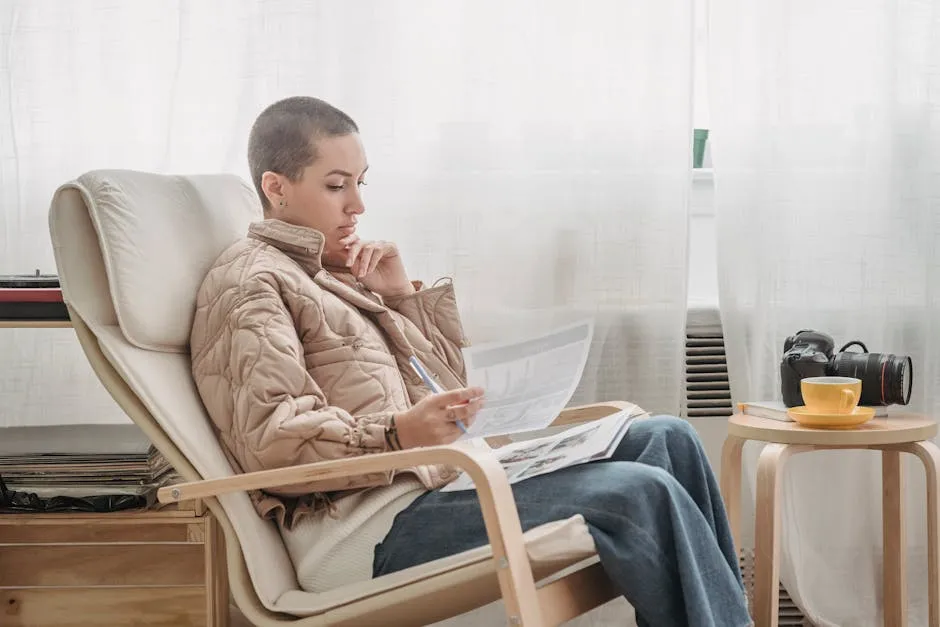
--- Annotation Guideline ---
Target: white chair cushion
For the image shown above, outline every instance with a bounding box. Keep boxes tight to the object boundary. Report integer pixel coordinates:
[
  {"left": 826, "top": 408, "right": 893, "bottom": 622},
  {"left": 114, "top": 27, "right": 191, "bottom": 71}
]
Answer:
[
  {"left": 77, "top": 170, "right": 261, "bottom": 352},
  {"left": 276, "top": 514, "right": 597, "bottom": 617},
  {"left": 50, "top": 173, "right": 293, "bottom": 609},
  {"left": 93, "top": 326, "right": 297, "bottom": 609},
  {"left": 48, "top": 184, "right": 119, "bottom": 328}
]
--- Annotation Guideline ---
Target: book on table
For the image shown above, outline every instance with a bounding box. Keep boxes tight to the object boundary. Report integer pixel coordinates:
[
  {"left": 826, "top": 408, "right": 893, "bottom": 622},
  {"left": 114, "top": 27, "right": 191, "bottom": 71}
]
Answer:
[{"left": 737, "top": 400, "right": 889, "bottom": 422}]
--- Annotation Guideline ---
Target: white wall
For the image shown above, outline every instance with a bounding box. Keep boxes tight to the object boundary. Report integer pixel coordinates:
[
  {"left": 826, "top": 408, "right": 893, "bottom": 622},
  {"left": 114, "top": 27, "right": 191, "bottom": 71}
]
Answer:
[
  {"left": 0, "top": 329, "right": 131, "bottom": 427},
  {"left": 688, "top": 170, "right": 719, "bottom": 308}
]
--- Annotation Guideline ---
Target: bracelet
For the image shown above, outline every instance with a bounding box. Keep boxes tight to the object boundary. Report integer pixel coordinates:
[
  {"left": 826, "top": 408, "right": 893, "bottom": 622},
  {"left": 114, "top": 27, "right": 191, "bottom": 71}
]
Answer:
[{"left": 386, "top": 414, "right": 403, "bottom": 451}]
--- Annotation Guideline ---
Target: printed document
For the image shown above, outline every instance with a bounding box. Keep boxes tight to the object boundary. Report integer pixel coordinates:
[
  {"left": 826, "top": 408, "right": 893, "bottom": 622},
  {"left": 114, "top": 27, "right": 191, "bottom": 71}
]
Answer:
[
  {"left": 442, "top": 409, "right": 638, "bottom": 491},
  {"left": 460, "top": 319, "right": 594, "bottom": 439}
]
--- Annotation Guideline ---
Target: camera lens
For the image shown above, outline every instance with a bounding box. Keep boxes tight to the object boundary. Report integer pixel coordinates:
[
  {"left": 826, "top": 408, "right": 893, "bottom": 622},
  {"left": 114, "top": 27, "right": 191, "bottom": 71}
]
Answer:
[
  {"left": 832, "top": 352, "right": 913, "bottom": 406},
  {"left": 894, "top": 355, "right": 913, "bottom": 405}
]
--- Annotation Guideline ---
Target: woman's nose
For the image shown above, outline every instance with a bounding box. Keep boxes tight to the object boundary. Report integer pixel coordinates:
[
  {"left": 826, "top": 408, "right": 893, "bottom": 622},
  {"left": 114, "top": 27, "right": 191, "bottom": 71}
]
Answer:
[{"left": 348, "top": 188, "right": 365, "bottom": 214}]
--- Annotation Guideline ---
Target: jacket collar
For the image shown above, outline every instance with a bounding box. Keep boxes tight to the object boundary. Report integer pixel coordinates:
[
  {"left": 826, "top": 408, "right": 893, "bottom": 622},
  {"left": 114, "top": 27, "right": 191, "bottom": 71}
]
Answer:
[
  {"left": 247, "top": 219, "right": 326, "bottom": 275},
  {"left": 246, "top": 218, "right": 387, "bottom": 312}
]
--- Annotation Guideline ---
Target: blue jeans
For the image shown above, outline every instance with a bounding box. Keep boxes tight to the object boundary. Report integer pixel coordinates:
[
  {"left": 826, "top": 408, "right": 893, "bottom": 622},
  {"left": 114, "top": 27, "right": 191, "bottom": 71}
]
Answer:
[{"left": 373, "top": 416, "right": 751, "bottom": 627}]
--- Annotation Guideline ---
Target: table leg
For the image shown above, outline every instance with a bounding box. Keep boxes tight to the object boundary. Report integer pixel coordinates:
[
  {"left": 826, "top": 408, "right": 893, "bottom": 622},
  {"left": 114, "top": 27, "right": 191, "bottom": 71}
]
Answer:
[
  {"left": 754, "top": 443, "right": 805, "bottom": 627},
  {"left": 721, "top": 435, "right": 746, "bottom": 551},
  {"left": 907, "top": 441, "right": 940, "bottom": 627},
  {"left": 882, "top": 450, "right": 907, "bottom": 627}
]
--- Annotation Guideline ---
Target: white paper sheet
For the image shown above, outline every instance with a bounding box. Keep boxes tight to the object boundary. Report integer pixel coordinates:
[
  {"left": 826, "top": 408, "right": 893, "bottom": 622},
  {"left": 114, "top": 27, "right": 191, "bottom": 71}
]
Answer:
[{"left": 460, "top": 318, "right": 594, "bottom": 439}]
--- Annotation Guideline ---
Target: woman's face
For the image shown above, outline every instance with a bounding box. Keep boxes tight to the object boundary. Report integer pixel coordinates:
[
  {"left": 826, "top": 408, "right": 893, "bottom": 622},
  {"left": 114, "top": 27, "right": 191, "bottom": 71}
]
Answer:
[{"left": 263, "top": 133, "right": 368, "bottom": 261}]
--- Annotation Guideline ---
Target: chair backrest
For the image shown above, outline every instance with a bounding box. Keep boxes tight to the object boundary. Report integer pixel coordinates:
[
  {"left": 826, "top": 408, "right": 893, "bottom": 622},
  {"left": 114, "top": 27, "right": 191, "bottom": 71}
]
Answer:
[{"left": 48, "top": 169, "right": 297, "bottom": 610}]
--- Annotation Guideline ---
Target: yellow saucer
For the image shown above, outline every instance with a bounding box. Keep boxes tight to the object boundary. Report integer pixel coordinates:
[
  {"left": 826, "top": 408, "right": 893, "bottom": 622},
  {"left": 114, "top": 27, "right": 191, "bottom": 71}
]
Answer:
[{"left": 787, "top": 406, "right": 876, "bottom": 429}]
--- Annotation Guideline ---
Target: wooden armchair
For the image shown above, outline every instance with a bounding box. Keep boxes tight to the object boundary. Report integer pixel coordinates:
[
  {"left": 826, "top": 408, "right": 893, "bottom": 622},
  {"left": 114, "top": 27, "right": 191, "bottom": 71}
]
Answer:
[{"left": 49, "top": 169, "right": 624, "bottom": 626}]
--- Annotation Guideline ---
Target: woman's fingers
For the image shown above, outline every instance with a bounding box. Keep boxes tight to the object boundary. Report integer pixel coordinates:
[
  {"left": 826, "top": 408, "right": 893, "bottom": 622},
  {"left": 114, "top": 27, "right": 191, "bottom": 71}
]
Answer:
[
  {"left": 366, "top": 246, "right": 384, "bottom": 276},
  {"left": 345, "top": 240, "right": 364, "bottom": 269},
  {"left": 341, "top": 239, "right": 395, "bottom": 278},
  {"left": 436, "top": 387, "right": 484, "bottom": 408},
  {"left": 355, "top": 246, "right": 376, "bottom": 279},
  {"left": 450, "top": 398, "right": 484, "bottom": 426}
]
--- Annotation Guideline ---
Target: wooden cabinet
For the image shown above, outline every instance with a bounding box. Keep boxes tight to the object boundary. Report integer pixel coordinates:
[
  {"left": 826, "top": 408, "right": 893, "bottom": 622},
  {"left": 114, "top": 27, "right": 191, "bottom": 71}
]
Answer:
[
  {"left": 0, "top": 320, "right": 229, "bottom": 625},
  {"left": 0, "top": 505, "right": 228, "bottom": 626}
]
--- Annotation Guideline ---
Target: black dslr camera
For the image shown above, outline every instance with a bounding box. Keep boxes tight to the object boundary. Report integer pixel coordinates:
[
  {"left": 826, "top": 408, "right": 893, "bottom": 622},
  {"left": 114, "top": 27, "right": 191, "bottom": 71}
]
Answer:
[{"left": 780, "top": 330, "right": 913, "bottom": 408}]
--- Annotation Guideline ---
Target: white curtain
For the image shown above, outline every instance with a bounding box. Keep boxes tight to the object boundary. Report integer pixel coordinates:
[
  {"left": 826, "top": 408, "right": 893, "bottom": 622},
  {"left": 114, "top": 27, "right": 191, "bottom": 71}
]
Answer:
[
  {"left": 710, "top": 0, "right": 940, "bottom": 625},
  {"left": 0, "top": 0, "right": 692, "bottom": 430},
  {"left": 1, "top": 2, "right": 692, "bottom": 622}
]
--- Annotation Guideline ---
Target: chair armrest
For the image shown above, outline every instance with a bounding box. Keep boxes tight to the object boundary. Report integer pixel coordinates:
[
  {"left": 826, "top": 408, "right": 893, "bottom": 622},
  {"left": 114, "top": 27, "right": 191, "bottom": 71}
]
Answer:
[
  {"left": 551, "top": 400, "right": 638, "bottom": 427},
  {"left": 159, "top": 445, "right": 499, "bottom": 504},
  {"left": 158, "top": 402, "right": 636, "bottom": 504},
  {"left": 158, "top": 445, "right": 546, "bottom": 623}
]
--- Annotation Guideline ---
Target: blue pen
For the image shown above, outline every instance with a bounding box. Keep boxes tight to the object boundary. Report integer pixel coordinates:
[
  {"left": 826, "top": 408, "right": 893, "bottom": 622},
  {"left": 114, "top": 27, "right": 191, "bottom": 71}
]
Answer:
[{"left": 408, "top": 356, "right": 469, "bottom": 433}]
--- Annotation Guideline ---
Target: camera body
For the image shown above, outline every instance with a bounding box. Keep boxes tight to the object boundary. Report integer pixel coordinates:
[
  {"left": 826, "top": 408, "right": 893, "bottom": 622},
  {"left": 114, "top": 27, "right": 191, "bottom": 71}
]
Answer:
[
  {"left": 780, "top": 330, "right": 836, "bottom": 407},
  {"left": 780, "top": 329, "right": 913, "bottom": 408}
]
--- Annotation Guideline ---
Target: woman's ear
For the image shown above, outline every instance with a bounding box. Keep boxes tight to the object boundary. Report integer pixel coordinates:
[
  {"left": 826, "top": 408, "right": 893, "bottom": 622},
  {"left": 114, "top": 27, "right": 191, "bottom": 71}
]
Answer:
[{"left": 261, "top": 171, "right": 287, "bottom": 212}]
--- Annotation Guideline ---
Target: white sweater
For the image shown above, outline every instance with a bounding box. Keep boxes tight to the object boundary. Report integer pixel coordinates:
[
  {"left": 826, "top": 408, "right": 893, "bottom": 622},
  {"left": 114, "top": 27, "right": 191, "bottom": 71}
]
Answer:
[{"left": 279, "top": 476, "right": 426, "bottom": 592}]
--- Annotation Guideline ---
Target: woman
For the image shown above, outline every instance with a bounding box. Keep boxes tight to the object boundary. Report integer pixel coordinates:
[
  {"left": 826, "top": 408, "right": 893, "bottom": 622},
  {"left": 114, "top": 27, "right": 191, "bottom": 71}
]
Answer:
[{"left": 191, "top": 96, "right": 751, "bottom": 627}]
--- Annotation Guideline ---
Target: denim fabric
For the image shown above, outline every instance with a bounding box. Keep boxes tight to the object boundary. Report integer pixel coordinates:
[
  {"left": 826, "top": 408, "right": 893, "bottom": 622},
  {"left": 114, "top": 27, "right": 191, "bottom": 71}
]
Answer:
[{"left": 373, "top": 416, "right": 751, "bottom": 627}]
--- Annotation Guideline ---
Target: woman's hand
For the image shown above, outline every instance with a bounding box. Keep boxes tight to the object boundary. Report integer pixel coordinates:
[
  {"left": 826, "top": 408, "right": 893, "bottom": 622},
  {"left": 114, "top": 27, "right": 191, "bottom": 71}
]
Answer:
[
  {"left": 337, "top": 234, "right": 415, "bottom": 299},
  {"left": 395, "top": 387, "right": 485, "bottom": 448}
]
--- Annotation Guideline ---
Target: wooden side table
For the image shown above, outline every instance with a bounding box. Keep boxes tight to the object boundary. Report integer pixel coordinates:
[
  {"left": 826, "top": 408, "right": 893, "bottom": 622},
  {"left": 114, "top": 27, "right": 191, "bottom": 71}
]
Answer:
[
  {"left": 0, "top": 318, "right": 228, "bottom": 625},
  {"left": 0, "top": 503, "right": 228, "bottom": 626},
  {"left": 720, "top": 413, "right": 940, "bottom": 627}
]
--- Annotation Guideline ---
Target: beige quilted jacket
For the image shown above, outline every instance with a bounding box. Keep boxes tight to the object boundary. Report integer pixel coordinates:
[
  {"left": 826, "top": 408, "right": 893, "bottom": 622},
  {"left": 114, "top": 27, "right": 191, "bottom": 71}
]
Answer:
[{"left": 191, "top": 219, "right": 469, "bottom": 526}]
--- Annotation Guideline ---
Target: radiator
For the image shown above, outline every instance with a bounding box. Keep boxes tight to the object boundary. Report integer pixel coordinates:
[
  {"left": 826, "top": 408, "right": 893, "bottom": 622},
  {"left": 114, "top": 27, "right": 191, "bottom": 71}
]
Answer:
[{"left": 685, "top": 322, "right": 811, "bottom": 626}]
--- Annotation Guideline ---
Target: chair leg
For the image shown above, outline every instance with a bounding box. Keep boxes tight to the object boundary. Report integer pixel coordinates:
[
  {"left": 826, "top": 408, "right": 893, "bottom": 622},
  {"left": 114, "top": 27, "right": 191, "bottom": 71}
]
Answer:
[
  {"left": 882, "top": 450, "right": 907, "bottom": 627},
  {"left": 721, "top": 435, "right": 746, "bottom": 551},
  {"left": 906, "top": 441, "right": 940, "bottom": 627}
]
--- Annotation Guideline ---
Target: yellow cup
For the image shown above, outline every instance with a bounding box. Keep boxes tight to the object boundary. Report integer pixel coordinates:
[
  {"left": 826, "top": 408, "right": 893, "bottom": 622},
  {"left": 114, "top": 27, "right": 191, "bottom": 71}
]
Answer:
[{"left": 800, "top": 376, "right": 862, "bottom": 414}]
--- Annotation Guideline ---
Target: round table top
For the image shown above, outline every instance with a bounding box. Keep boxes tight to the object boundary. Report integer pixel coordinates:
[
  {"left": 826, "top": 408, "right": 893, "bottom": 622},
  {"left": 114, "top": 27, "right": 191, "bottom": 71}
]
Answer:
[{"left": 728, "top": 412, "right": 937, "bottom": 446}]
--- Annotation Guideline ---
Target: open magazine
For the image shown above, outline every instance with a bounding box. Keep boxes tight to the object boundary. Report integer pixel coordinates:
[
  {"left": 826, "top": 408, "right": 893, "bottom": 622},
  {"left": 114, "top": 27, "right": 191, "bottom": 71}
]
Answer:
[{"left": 442, "top": 409, "right": 639, "bottom": 492}]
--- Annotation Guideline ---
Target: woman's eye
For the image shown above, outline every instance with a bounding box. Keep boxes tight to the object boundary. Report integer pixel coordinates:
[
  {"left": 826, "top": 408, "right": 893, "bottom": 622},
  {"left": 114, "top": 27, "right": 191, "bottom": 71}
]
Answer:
[
  {"left": 357, "top": 180, "right": 367, "bottom": 187},
  {"left": 327, "top": 184, "right": 345, "bottom": 191}
]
